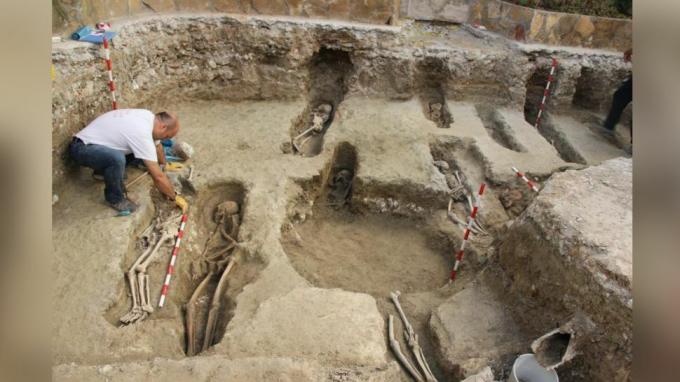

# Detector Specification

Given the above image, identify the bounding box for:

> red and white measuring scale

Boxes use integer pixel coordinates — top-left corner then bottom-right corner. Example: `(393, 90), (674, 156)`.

(512, 167), (540, 192)
(534, 58), (558, 129)
(96, 23), (117, 110)
(450, 183), (486, 281)
(158, 213), (188, 308)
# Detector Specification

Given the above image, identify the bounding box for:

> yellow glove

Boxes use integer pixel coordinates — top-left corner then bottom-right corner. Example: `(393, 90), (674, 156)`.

(175, 195), (189, 213)
(166, 162), (185, 172)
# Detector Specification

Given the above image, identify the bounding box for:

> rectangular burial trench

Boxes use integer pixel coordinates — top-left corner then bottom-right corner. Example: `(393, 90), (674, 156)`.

(281, 142), (498, 382)
(475, 104), (526, 152)
(104, 183), (263, 357)
(524, 66), (588, 165)
(287, 48), (354, 157)
(416, 57), (454, 129)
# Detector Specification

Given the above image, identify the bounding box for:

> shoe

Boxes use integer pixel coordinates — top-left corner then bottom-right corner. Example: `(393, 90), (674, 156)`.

(109, 199), (138, 214)
(623, 144), (632, 156)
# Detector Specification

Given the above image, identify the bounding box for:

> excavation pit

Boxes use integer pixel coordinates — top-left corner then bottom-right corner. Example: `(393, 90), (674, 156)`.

(282, 207), (453, 296)
(288, 48), (353, 157)
(52, 13), (632, 382)
(103, 182), (262, 357)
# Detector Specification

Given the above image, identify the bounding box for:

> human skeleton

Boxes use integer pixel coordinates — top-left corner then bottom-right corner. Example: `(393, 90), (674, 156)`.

(120, 210), (182, 325)
(185, 201), (241, 355)
(292, 103), (332, 156)
(434, 161), (489, 236)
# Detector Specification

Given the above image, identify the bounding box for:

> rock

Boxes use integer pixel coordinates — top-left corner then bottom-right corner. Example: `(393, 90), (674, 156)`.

(497, 158), (632, 381)
(460, 366), (495, 382)
(221, 287), (387, 367)
(430, 281), (525, 379)
(574, 16), (595, 38)
(433, 160), (449, 171)
(406, 0), (470, 24)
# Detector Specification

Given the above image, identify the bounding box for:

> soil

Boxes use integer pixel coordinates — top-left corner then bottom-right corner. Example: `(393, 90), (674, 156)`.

(282, 208), (452, 296)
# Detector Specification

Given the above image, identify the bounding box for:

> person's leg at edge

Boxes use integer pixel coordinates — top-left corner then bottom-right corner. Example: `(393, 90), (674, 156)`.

(603, 77), (633, 131)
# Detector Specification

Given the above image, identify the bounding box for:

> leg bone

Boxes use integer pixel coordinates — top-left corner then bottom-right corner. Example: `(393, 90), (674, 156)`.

(202, 257), (236, 352)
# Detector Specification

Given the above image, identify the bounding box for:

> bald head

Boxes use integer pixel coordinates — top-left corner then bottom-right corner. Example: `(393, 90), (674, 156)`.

(153, 111), (180, 140)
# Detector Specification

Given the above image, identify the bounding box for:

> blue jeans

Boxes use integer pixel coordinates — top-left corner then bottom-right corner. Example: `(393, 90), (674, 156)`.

(69, 138), (127, 204)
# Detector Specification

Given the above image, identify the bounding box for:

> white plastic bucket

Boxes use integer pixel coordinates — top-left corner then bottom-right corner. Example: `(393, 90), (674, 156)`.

(509, 354), (559, 382)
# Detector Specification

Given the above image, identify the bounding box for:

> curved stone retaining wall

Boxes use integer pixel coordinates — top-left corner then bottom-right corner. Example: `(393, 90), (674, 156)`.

(52, 0), (400, 34)
(468, 0), (632, 51)
(399, 1), (631, 51)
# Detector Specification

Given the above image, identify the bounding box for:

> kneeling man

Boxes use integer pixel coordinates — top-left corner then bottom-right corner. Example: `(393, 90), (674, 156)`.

(69, 109), (188, 214)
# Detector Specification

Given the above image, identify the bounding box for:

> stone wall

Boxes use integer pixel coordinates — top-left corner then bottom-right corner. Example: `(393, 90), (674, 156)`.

(52, 0), (400, 34)
(399, 1), (631, 51)
(468, 0), (632, 51)
(402, 0), (470, 24)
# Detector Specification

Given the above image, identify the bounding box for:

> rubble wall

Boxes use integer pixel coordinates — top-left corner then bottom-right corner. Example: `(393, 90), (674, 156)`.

(495, 158), (632, 381)
(51, 15), (630, 190)
(51, 15), (523, 189)
(53, 0), (400, 34)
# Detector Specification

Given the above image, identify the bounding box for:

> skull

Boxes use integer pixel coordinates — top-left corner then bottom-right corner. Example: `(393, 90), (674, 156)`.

(429, 102), (442, 121)
(333, 169), (353, 187)
(311, 103), (332, 133)
(214, 201), (239, 223)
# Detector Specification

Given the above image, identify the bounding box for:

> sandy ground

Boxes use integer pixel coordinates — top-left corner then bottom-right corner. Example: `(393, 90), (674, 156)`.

(283, 207), (453, 296)
(53, 97), (628, 380)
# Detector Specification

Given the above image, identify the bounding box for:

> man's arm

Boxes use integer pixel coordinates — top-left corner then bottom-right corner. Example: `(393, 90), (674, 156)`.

(156, 143), (167, 166)
(144, 160), (175, 200)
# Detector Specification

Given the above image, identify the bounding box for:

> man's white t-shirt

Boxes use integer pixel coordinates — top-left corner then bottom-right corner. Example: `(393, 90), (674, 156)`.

(75, 109), (159, 162)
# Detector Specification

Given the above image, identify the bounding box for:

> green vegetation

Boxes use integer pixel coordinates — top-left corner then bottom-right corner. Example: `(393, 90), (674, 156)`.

(509, 0), (632, 19)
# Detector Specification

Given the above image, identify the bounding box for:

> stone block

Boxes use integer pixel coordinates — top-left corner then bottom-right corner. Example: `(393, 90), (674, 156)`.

(176, 0), (212, 11)
(285, 0), (306, 16)
(213, 0), (244, 13)
(508, 1), (533, 26)
(221, 287), (388, 366)
(407, 0), (469, 24)
(350, 0), (393, 24)
(439, 0), (470, 24)
(554, 13), (580, 42)
(574, 15), (595, 38)
(461, 366), (496, 382)
(86, 0), (130, 21)
(430, 281), (525, 378)
(468, 1), (484, 24)
(497, 158), (632, 381)
(327, 0), (352, 19)
(142, 0), (177, 12)
(528, 11), (545, 40)
(302, 0), (330, 18)
(250, 0), (289, 15)
(486, 0), (501, 20)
